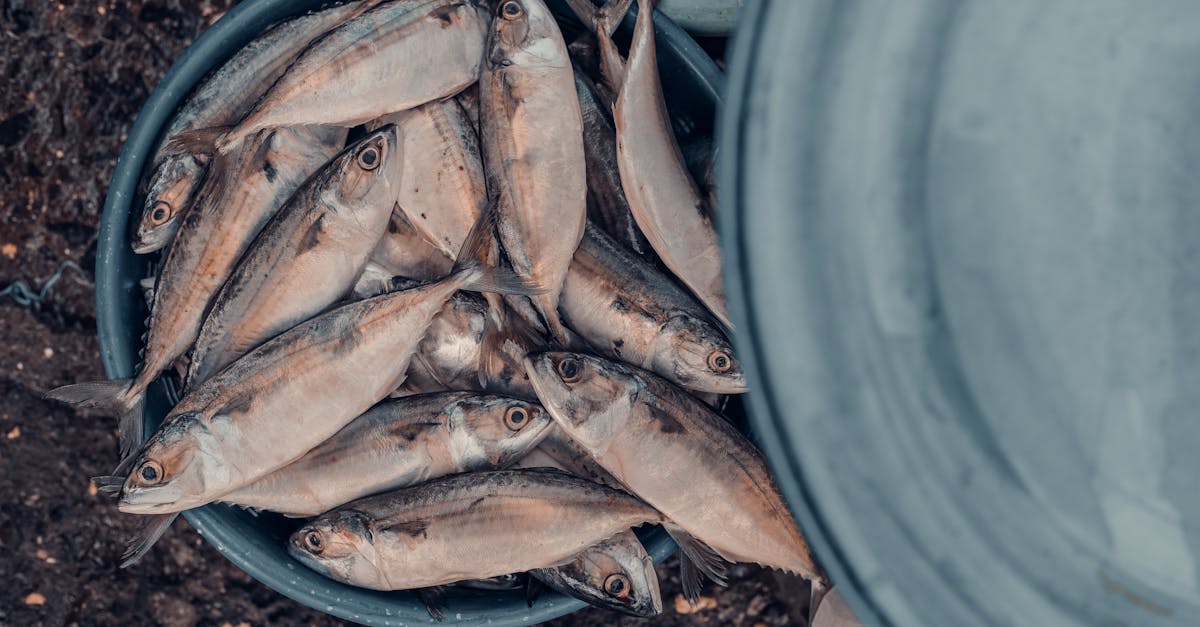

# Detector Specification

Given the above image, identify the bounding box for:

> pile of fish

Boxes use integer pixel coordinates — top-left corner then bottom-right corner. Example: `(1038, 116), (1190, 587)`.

(49, 0), (829, 620)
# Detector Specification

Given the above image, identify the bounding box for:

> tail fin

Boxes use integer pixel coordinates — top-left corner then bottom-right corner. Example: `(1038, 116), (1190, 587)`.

(664, 523), (730, 603)
(121, 513), (178, 568)
(45, 379), (145, 464)
(563, 0), (634, 37)
(450, 208), (543, 297)
(161, 126), (232, 158)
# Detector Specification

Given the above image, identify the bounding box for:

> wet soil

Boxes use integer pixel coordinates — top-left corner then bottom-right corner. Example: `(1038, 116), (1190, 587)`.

(0, 2), (808, 625)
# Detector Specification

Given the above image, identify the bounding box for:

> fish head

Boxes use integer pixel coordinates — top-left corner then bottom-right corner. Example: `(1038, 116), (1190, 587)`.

(523, 352), (638, 452)
(134, 154), (204, 253)
(557, 535), (663, 617)
(327, 124), (400, 209)
(488, 0), (569, 69)
(450, 396), (555, 467)
(117, 413), (227, 514)
(289, 511), (388, 589)
(653, 314), (748, 394)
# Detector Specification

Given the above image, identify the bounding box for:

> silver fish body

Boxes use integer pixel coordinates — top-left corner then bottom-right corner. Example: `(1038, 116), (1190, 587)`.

(575, 70), (651, 256)
(608, 1), (731, 327)
(117, 250), (525, 514)
(525, 352), (821, 582)
(481, 0), (587, 345)
(369, 98), (487, 262)
(560, 224), (745, 394)
(288, 469), (662, 590)
(221, 393), (553, 516)
(222, 0), (489, 149)
(186, 127), (400, 386)
(134, 2), (367, 253)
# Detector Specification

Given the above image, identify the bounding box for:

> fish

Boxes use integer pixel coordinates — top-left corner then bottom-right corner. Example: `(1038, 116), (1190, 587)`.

(559, 224), (745, 394)
(574, 69), (651, 256)
(200, 0), (490, 153)
(480, 0), (587, 345)
(220, 393), (553, 517)
(49, 125), (347, 467)
(111, 212), (535, 520)
(572, 0), (732, 328)
(398, 291), (543, 400)
(369, 98), (486, 261)
(530, 530), (662, 617)
(287, 469), (662, 594)
(524, 352), (826, 600)
(186, 127), (401, 387)
(132, 2), (371, 254)
(135, 154), (204, 254)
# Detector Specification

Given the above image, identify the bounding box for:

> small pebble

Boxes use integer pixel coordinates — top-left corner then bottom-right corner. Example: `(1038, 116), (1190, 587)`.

(88, 482), (98, 496)
(1, 243), (16, 259)
(25, 592), (46, 606)
(44, 347), (54, 358)
(674, 594), (718, 614)
(6, 426), (20, 439)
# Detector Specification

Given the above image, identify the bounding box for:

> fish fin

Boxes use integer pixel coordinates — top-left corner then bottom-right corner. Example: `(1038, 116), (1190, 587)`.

(120, 513), (178, 567)
(564, 0), (633, 37)
(91, 475), (125, 497)
(391, 520), (429, 539)
(161, 126), (231, 157)
(533, 293), (572, 348)
(450, 208), (544, 297)
(417, 586), (447, 621)
(664, 523), (730, 603)
(44, 378), (145, 466)
(525, 575), (545, 608)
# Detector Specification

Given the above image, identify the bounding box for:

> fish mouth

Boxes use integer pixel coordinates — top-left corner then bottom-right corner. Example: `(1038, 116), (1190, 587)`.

(131, 238), (161, 255)
(118, 486), (189, 514)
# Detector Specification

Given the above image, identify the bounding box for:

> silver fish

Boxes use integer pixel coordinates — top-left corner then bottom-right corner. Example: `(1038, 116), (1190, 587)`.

(481, 0), (587, 345)
(186, 127), (400, 386)
(560, 224), (745, 394)
(287, 469), (663, 591)
(368, 97), (486, 263)
(525, 352), (825, 599)
(212, 0), (489, 151)
(112, 217), (533, 517)
(49, 126), (347, 466)
(221, 393), (553, 516)
(531, 530), (662, 617)
(133, 2), (370, 254)
(575, 70), (651, 256)
(577, 0), (732, 328)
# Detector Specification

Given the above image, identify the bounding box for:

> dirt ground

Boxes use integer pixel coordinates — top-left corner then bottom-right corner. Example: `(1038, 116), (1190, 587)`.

(0, 2), (806, 625)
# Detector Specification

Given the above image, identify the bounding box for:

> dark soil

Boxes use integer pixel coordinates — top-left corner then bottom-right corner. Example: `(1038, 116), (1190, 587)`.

(0, 2), (808, 625)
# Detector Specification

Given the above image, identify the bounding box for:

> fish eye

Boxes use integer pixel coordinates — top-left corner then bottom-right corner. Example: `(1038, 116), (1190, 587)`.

(356, 146), (381, 171)
(500, 0), (523, 19)
(557, 358), (582, 383)
(149, 201), (172, 226)
(504, 405), (529, 431)
(604, 573), (631, 599)
(707, 350), (733, 373)
(305, 531), (324, 554)
(138, 460), (163, 484)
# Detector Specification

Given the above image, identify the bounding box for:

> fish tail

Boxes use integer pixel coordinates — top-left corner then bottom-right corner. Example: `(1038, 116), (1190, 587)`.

(664, 523), (730, 603)
(44, 378), (146, 463)
(120, 513), (178, 568)
(533, 293), (572, 348)
(564, 0), (634, 37)
(161, 125), (233, 157)
(450, 206), (544, 297)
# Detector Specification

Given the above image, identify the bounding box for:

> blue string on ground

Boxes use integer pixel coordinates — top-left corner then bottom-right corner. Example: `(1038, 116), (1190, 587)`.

(0, 261), (92, 308)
